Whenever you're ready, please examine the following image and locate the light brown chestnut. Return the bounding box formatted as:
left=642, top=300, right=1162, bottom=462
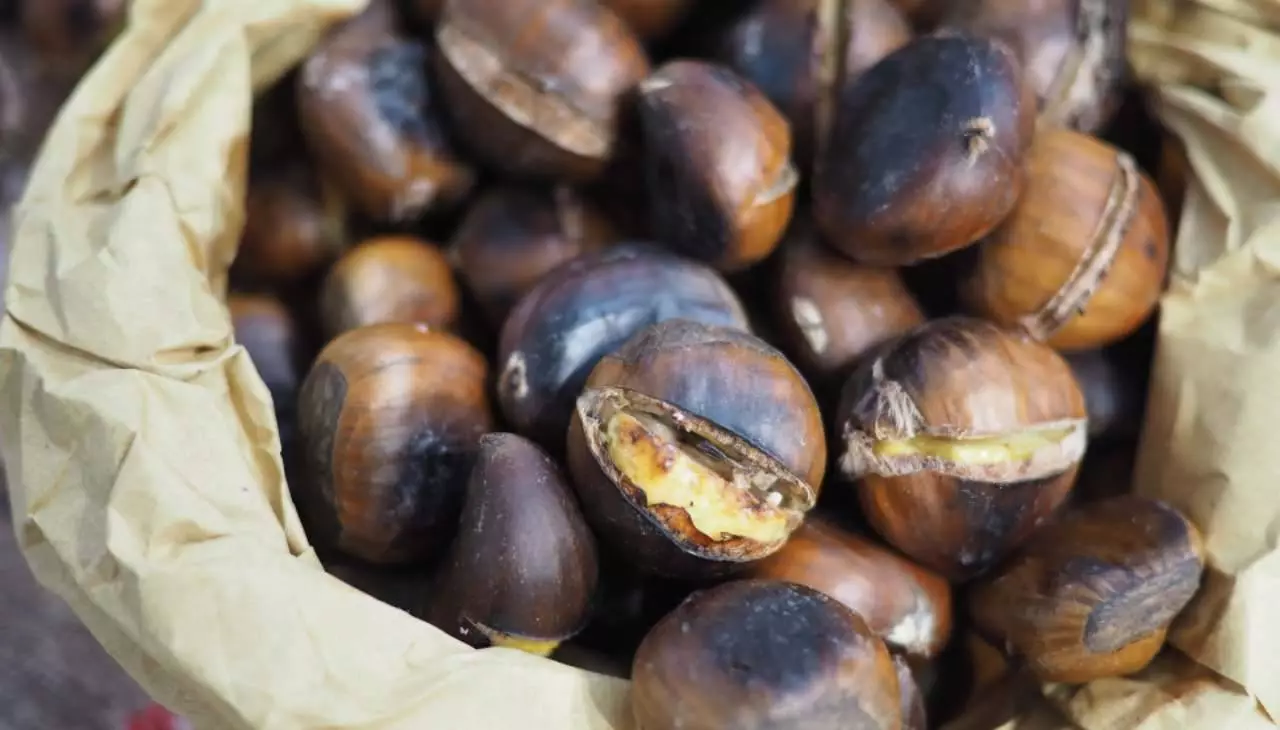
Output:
left=297, top=0, right=475, bottom=223
left=632, top=580, right=902, bottom=730
left=319, top=236, right=460, bottom=341
left=602, top=0, right=694, bottom=40
left=434, top=0, right=650, bottom=182
left=236, top=169, right=346, bottom=286
left=749, top=516, right=953, bottom=661
left=638, top=60, right=797, bottom=272
left=294, top=323, right=493, bottom=565
left=958, top=128, right=1169, bottom=352
left=836, top=317, right=1087, bottom=579
left=969, top=495, right=1205, bottom=683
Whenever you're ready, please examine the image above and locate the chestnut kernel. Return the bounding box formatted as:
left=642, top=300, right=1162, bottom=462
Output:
left=836, top=317, right=1087, bottom=579
left=236, top=169, right=346, bottom=286
left=449, top=185, right=616, bottom=327
left=319, top=235, right=460, bottom=341
left=632, top=580, right=902, bottom=730
left=939, top=0, right=1128, bottom=134
left=813, top=32, right=1034, bottom=266
left=496, top=244, right=749, bottom=455
left=601, top=0, right=693, bottom=40
left=567, top=319, right=825, bottom=578
left=638, top=60, right=797, bottom=272
left=295, top=323, right=493, bottom=565
left=749, top=516, right=953, bottom=661
left=957, top=128, right=1170, bottom=351
left=434, top=0, right=650, bottom=182
left=969, top=495, right=1205, bottom=683
left=297, top=0, right=475, bottom=223
left=425, top=433, right=599, bottom=656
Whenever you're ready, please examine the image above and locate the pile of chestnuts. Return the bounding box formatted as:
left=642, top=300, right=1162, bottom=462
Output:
left=1, top=0, right=1208, bottom=727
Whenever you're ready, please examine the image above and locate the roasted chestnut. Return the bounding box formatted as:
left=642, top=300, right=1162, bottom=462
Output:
left=236, top=168, right=346, bottom=286
left=719, top=0, right=912, bottom=172
left=632, top=580, right=902, bottom=730
left=449, top=185, right=615, bottom=327
left=434, top=0, right=650, bottom=182
left=638, top=60, right=796, bottom=272
left=319, top=235, right=460, bottom=340
left=496, top=244, right=748, bottom=455
left=566, top=319, right=825, bottom=578
left=813, top=32, right=1034, bottom=266
left=836, top=317, right=1087, bottom=579
left=1065, top=348, right=1144, bottom=443
left=939, top=0, right=1128, bottom=134
left=602, top=0, right=693, bottom=40
left=958, top=128, right=1169, bottom=351
left=297, top=0, right=475, bottom=223
left=424, top=433, right=598, bottom=656
left=969, top=495, right=1205, bottom=683
left=749, top=516, right=952, bottom=661
left=20, top=0, right=125, bottom=80
left=295, top=323, right=493, bottom=565
left=772, top=220, right=926, bottom=387
left=228, top=294, right=305, bottom=428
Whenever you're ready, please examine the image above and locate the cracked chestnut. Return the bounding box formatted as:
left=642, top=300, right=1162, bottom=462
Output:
left=297, top=0, right=475, bottom=223
left=813, top=32, right=1034, bottom=266
left=566, top=319, right=825, bottom=578
left=836, top=317, right=1087, bottom=579
left=958, top=128, right=1169, bottom=351
left=236, top=168, right=346, bottom=286
left=969, top=495, right=1205, bottom=683
left=295, top=323, right=493, bottom=565
left=632, top=580, right=902, bottom=730
left=424, top=433, right=599, bottom=656
left=319, top=235, right=460, bottom=341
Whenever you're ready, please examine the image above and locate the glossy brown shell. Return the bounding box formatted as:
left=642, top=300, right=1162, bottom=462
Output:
left=319, top=236, right=460, bottom=340
left=237, top=169, right=345, bottom=286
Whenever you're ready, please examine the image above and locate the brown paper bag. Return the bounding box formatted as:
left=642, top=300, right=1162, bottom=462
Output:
left=1, top=0, right=1276, bottom=727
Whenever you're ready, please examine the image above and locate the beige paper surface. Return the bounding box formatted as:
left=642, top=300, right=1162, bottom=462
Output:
left=0, top=0, right=1277, bottom=728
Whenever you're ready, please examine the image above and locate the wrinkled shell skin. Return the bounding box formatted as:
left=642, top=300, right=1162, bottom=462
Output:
left=425, top=433, right=599, bottom=646
left=639, top=61, right=796, bottom=272
left=319, top=236, right=459, bottom=340
left=749, top=517, right=953, bottom=660
left=632, top=580, right=902, bottom=730
left=969, top=495, right=1205, bottom=683
left=434, top=0, right=650, bottom=181
left=237, top=170, right=345, bottom=286
left=297, top=0, right=475, bottom=222
left=295, top=324, right=493, bottom=565
left=497, top=244, right=749, bottom=455
left=958, top=128, right=1169, bottom=351
left=813, top=33, right=1034, bottom=266
left=603, top=0, right=694, bottom=39
left=837, top=317, right=1087, bottom=579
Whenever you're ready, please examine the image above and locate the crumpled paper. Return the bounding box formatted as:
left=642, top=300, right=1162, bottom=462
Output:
left=0, top=0, right=1276, bottom=728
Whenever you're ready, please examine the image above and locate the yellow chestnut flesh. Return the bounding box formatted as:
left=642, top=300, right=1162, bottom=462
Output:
left=483, top=632, right=563, bottom=657
left=871, top=425, right=1078, bottom=466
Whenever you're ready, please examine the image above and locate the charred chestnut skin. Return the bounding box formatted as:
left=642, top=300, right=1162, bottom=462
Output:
left=749, top=516, right=952, bottom=661
left=449, top=185, right=616, bottom=327
left=837, top=317, right=1087, bottom=580
left=813, top=33, right=1034, bottom=266
left=236, top=169, right=345, bottom=286
left=424, top=433, right=599, bottom=655
left=434, top=0, right=650, bottom=182
left=638, top=61, right=797, bottom=273
left=497, top=244, right=749, bottom=455
left=319, top=236, right=460, bottom=341
left=295, top=323, right=493, bottom=565
left=969, top=496, right=1205, bottom=683
left=632, top=580, right=902, bottom=730
left=297, top=0, right=475, bottom=223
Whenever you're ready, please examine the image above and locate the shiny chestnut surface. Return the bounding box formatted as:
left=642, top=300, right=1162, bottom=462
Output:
left=319, top=236, right=460, bottom=340
left=237, top=169, right=345, bottom=286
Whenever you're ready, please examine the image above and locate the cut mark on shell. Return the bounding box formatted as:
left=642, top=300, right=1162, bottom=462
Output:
left=1040, top=0, right=1120, bottom=130
left=962, top=117, right=995, bottom=164
left=501, top=351, right=529, bottom=401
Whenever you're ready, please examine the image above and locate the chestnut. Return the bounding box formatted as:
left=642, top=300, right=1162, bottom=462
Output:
left=1065, top=348, right=1144, bottom=443
left=319, top=235, right=460, bottom=341
left=566, top=319, right=825, bottom=578
left=228, top=294, right=305, bottom=426
left=434, top=0, right=650, bottom=182
left=449, top=185, right=616, bottom=327
left=638, top=60, right=796, bottom=272
left=969, top=495, right=1205, bottom=683
left=957, top=128, right=1170, bottom=351
left=236, top=168, right=346, bottom=286
left=813, top=32, right=1034, bottom=266
left=632, top=579, right=902, bottom=730
left=496, top=244, right=748, bottom=455
left=323, top=558, right=430, bottom=617
left=424, top=433, right=598, bottom=656
left=836, top=317, right=1087, bottom=579
left=294, top=323, right=493, bottom=565
left=749, top=516, right=952, bottom=661
left=719, top=0, right=912, bottom=173
left=772, top=220, right=926, bottom=387
left=297, top=0, right=475, bottom=223
left=601, top=0, right=693, bottom=40
left=938, top=0, right=1128, bottom=134
left=894, top=654, right=928, bottom=730
left=20, top=0, right=125, bottom=80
